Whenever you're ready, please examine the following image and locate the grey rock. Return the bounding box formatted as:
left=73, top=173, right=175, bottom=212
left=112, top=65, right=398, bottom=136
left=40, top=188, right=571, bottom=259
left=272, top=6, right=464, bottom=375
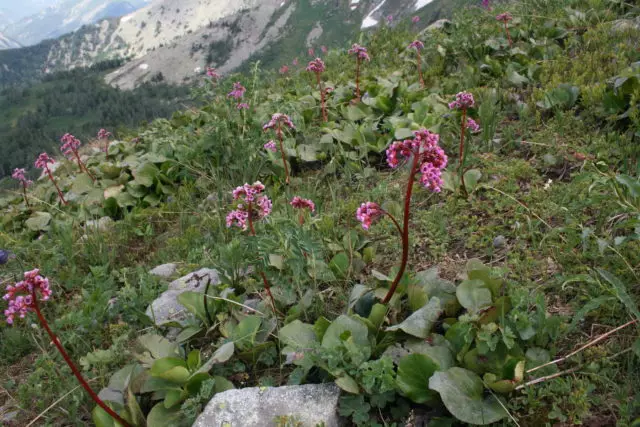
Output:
left=425, top=19, right=451, bottom=31
left=86, top=217, right=115, bottom=233
left=146, top=268, right=220, bottom=326
left=150, top=263, right=179, bottom=278
left=493, top=235, right=507, bottom=249
left=194, top=384, right=343, bottom=427
left=610, top=17, right=640, bottom=32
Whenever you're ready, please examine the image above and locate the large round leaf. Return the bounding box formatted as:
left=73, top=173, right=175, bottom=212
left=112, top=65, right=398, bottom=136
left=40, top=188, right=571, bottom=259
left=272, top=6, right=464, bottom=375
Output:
left=386, top=297, right=442, bottom=338
left=279, top=320, right=317, bottom=349
left=429, top=367, right=507, bottom=425
left=456, top=279, right=493, bottom=313
left=133, top=162, right=159, bottom=187
left=396, top=353, right=439, bottom=403
left=146, top=402, right=181, bottom=427
left=321, top=315, right=369, bottom=350
left=25, top=212, right=52, bottom=231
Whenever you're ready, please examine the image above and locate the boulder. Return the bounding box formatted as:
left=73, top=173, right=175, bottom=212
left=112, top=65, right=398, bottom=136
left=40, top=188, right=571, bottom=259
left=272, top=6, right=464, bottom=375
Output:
left=149, top=263, right=179, bottom=278
left=146, top=268, right=220, bottom=326
left=425, top=19, right=451, bottom=31
left=193, top=384, right=343, bottom=427
left=85, top=217, right=114, bottom=232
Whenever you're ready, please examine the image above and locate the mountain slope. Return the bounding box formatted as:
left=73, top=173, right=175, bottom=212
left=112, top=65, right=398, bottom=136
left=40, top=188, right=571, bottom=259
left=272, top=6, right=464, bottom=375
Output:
left=0, top=32, right=21, bottom=50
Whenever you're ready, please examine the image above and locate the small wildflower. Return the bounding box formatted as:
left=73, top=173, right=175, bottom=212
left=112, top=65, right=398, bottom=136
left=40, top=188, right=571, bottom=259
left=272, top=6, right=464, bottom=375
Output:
left=232, top=181, right=265, bottom=202
left=3, top=269, right=52, bottom=325
left=466, top=118, right=481, bottom=133
left=206, top=66, right=220, bottom=79
left=263, top=113, right=296, bottom=131
left=481, top=0, right=491, bottom=10
left=97, top=128, right=112, bottom=139
left=408, top=40, right=424, bottom=50
left=308, top=47, right=315, bottom=56
left=12, top=168, right=32, bottom=186
left=412, top=16, right=420, bottom=23
left=496, top=12, right=513, bottom=22
left=227, top=82, right=246, bottom=99
left=321, top=45, right=328, bottom=54
left=356, top=202, right=384, bottom=230
left=306, top=58, right=326, bottom=73
left=60, top=133, right=81, bottom=158
left=226, top=209, right=249, bottom=230
left=290, top=196, right=316, bottom=212
left=348, top=43, right=371, bottom=61
left=279, top=65, right=289, bottom=74
left=448, top=91, right=476, bottom=110
left=264, top=140, right=277, bottom=152
left=544, top=179, right=553, bottom=190
left=0, top=250, right=10, bottom=265
left=292, top=57, right=299, bottom=66
left=237, top=103, right=250, bottom=110
left=227, top=182, right=272, bottom=230
left=386, top=15, right=393, bottom=23
left=34, top=153, right=54, bottom=169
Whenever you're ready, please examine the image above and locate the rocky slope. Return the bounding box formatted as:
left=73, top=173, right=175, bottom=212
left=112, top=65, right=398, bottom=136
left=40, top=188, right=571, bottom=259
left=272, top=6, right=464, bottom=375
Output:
left=0, top=32, right=21, bottom=50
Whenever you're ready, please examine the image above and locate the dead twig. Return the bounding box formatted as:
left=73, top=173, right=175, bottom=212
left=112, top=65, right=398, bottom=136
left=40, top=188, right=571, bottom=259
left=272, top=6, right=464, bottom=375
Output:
left=516, top=366, right=582, bottom=391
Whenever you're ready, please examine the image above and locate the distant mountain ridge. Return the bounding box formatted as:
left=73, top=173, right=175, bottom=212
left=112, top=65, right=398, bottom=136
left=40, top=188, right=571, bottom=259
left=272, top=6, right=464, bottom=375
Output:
left=0, top=31, right=21, bottom=50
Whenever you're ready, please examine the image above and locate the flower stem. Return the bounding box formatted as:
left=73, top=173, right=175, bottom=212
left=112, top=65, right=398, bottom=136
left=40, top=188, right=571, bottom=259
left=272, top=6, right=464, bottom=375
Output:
left=247, top=202, right=280, bottom=315
left=355, top=58, right=361, bottom=100
left=22, top=182, right=30, bottom=207
left=382, top=153, right=420, bottom=304
left=46, top=167, right=68, bottom=205
left=31, top=294, right=131, bottom=427
left=74, top=150, right=95, bottom=182
left=417, top=51, right=425, bottom=88
left=504, top=23, right=513, bottom=47
left=458, top=108, right=468, bottom=197
left=277, top=123, right=290, bottom=184
left=316, top=73, right=327, bottom=122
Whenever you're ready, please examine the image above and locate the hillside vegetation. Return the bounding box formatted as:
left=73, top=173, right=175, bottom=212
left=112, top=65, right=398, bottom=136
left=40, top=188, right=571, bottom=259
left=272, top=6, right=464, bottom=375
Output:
left=1, top=0, right=640, bottom=426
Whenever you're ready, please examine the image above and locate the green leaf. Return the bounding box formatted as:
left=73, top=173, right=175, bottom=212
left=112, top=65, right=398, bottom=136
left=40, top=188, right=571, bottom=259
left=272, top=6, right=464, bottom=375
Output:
left=163, top=389, right=185, bottom=408
left=25, top=212, right=52, bottom=231
left=103, top=185, right=124, bottom=200
left=231, top=315, right=263, bottom=351
left=507, top=70, right=529, bottom=87
left=429, top=367, right=507, bottom=425
left=126, top=387, right=146, bottom=426
left=394, top=128, right=415, bottom=140
left=92, top=402, right=122, bottom=427
left=633, top=338, right=640, bottom=358
left=146, top=402, right=182, bottom=427
left=150, top=358, right=190, bottom=384
left=386, top=297, right=442, bottom=338
left=177, top=291, right=209, bottom=324
left=463, top=169, right=482, bottom=192
left=329, top=252, right=350, bottom=279
left=197, top=342, right=235, bottom=374
left=456, top=280, right=493, bottom=313
left=187, top=350, right=201, bottom=371
left=396, top=353, right=439, bottom=403
left=597, top=269, right=640, bottom=320
left=279, top=320, right=317, bottom=349
left=137, top=334, right=180, bottom=362
left=133, top=162, right=159, bottom=187
left=71, top=174, right=94, bottom=194
left=321, top=315, right=370, bottom=350
left=141, top=376, right=182, bottom=393
left=335, top=375, right=360, bottom=394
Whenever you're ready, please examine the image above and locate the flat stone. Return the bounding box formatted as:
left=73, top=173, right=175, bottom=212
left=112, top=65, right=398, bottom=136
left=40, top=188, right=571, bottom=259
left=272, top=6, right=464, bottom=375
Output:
left=193, top=384, right=343, bottom=427
left=149, top=263, right=178, bottom=278
left=146, top=268, right=220, bottom=326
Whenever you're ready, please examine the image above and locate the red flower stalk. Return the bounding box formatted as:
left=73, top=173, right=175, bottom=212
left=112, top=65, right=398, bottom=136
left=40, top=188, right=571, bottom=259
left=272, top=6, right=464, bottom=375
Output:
left=264, top=113, right=296, bottom=184
left=97, top=129, right=112, bottom=153
left=408, top=40, right=425, bottom=88
left=226, top=182, right=279, bottom=315
left=35, top=153, right=67, bottom=205
left=12, top=168, right=32, bottom=207
left=3, top=269, right=131, bottom=427
left=61, top=133, right=95, bottom=181
left=496, top=12, right=513, bottom=47
left=348, top=44, right=370, bottom=101
left=359, top=129, right=448, bottom=303
left=449, top=92, right=476, bottom=195
left=291, top=196, right=315, bottom=225
left=306, top=58, right=328, bottom=122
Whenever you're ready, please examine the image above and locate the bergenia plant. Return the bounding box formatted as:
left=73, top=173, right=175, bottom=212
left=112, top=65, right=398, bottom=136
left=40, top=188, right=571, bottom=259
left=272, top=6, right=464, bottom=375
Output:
left=206, top=66, right=220, bottom=81
left=279, top=65, right=289, bottom=75
left=291, top=196, right=315, bottom=225
left=3, top=269, right=131, bottom=426
left=227, top=82, right=247, bottom=109
left=408, top=40, right=426, bottom=88
left=347, top=44, right=370, bottom=101
left=308, top=47, right=315, bottom=57
left=35, top=153, right=67, bottom=205
left=358, top=129, right=447, bottom=303
left=306, top=58, right=328, bottom=122
left=226, top=182, right=278, bottom=313
left=12, top=168, right=32, bottom=207
left=496, top=12, right=513, bottom=47
left=482, top=0, right=491, bottom=10
left=264, top=113, right=296, bottom=184
left=412, top=16, right=420, bottom=24
left=449, top=91, right=477, bottom=195
left=61, top=133, right=94, bottom=181
left=97, top=128, right=112, bottom=153
left=321, top=45, right=328, bottom=54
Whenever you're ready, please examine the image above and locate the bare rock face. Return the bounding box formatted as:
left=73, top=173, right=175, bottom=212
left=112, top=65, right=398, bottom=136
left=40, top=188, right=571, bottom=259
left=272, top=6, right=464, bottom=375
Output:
left=193, top=384, right=343, bottom=427
left=146, top=268, right=220, bottom=326
left=149, top=263, right=179, bottom=278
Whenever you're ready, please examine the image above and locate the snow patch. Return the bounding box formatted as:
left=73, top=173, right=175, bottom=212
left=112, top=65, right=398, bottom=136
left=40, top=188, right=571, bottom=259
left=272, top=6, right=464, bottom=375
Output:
left=361, top=0, right=387, bottom=29
left=138, top=63, right=149, bottom=70
left=415, top=0, right=435, bottom=10
left=280, top=1, right=285, bottom=6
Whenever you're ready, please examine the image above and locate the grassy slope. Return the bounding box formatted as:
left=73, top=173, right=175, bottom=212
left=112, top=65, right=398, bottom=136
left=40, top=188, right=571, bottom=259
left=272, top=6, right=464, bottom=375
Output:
left=0, top=0, right=639, bottom=425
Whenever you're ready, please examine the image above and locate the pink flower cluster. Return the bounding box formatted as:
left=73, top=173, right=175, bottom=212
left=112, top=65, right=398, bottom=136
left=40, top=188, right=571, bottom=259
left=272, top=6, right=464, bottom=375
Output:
left=12, top=168, right=32, bottom=186
left=321, top=46, right=328, bottom=54
left=206, top=67, right=220, bottom=79
left=448, top=91, right=476, bottom=110
left=412, top=16, right=420, bottom=23
left=386, top=15, right=393, bottom=24
left=263, top=113, right=296, bottom=131
left=386, top=129, right=448, bottom=192
left=481, top=0, right=491, bottom=10
left=97, top=129, right=112, bottom=140
left=226, top=182, right=272, bottom=230
left=35, top=153, right=54, bottom=170
left=237, top=103, right=250, bottom=110
left=290, top=196, right=315, bottom=212
left=308, top=48, right=315, bottom=57
left=292, top=58, right=299, bottom=66
left=264, top=140, right=277, bottom=152
left=496, top=12, right=513, bottom=22
left=227, top=82, right=246, bottom=99
left=3, top=269, right=52, bottom=324
left=60, top=133, right=81, bottom=158
left=279, top=65, right=289, bottom=74
left=408, top=40, right=424, bottom=50
left=356, top=202, right=384, bottom=230
left=348, top=44, right=371, bottom=61
left=306, top=58, right=326, bottom=73
left=466, top=118, right=481, bottom=133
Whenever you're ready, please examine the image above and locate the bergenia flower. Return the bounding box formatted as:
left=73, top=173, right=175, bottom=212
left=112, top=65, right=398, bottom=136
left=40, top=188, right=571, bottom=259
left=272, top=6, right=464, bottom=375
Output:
left=3, top=269, right=52, bottom=325
left=448, top=91, right=476, bottom=110
left=264, top=140, right=277, bottom=152
left=348, top=44, right=371, bottom=61
left=321, top=45, right=328, bottom=54
left=292, top=57, right=299, bottom=66
left=97, top=129, right=112, bottom=139
left=466, top=118, right=481, bottom=133
left=227, top=182, right=272, bottom=230
left=263, top=113, right=296, bottom=131
left=386, top=15, right=393, bottom=23
left=232, top=181, right=265, bottom=202
left=481, top=0, right=491, bottom=10
left=279, top=65, right=289, bottom=74
left=226, top=209, right=249, bottom=230
left=308, top=48, right=315, bottom=56
left=290, top=196, right=315, bottom=212
left=496, top=12, right=513, bottom=22
left=227, top=82, right=246, bottom=99
left=60, top=133, right=81, bottom=158
left=306, top=58, right=326, bottom=73
left=237, top=103, right=250, bottom=110
left=412, top=16, right=420, bottom=23
left=356, top=202, right=384, bottom=230
left=12, top=168, right=31, bottom=186
left=409, top=40, right=424, bottom=50
left=206, top=67, right=220, bottom=79
left=35, top=153, right=54, bottom=169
